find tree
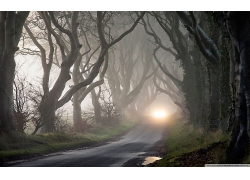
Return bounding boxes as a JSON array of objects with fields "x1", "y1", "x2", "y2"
[
  {"x1": 13, "y1": 72, "x2": 45, "y2": 135},
  {"x1": 133, "y1": 76, "x2": 160, "y2": 115},
  {"x1": 143, "y1": 12, "x2": 200, "y2": 124},
  {"x1": 175, "y1": 11, "x2": 221, "y2": 130},
  {"x1": 0, "y1": 11, "x2": 29, "y2": 133},
  {"x1": 22, "y1": 11, "x2": 145, "y2": 133},
  {"x1": 13, "y1": 73, "x2": 30, "y2": 133},
  {"x1": 224, "y1": 11, "x2": 250, "y2": 162},
  {"x1": 106, "y1": 25, "x2": 157, "y2": 115}
]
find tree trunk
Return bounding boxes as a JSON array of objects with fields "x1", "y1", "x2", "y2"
[
  {"x1": 209, "y1": 67, "x2": 220, "y2": 131},
  {"x1": 0, "y1": 11, "x2": 29, "y2": 133},
  {"x1": 227, "y1": 40, "x2": 239, "y2": 132},
  {"x1": 73, "y1": 91, "x2": 83, "y2": 132},
  {"x1": 0, "y1": 52, "x2": 15, "y2": 132},
  {"x1": 40, "y1": 98, "x2": 56, "y2": 133},
  {"x1": 225, "y1": 12, "x2": 250, "y2": 162},
  {"x1": 91, "y1": 90, "x2": 101, "y2": 124},
  {"x1": 231, "y1": 40, "x2": 250, "y2": 160}
]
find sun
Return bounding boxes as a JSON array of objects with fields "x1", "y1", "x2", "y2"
[{"x1": 153, "y1": 110, "x2": 167, "y2": 118}]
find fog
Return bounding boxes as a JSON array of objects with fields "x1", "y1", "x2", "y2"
[
  {"x1": 14, "y1": 12, "x2": 183, "y2": 134},
  {"x1": 2, "y1": 8, "x2": 249, "y2": 169}
]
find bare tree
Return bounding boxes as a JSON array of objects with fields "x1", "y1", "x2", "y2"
[
  {"x1": 22, "y1": 11, "x2": 145, "y2": 133},
  {"x1": 13, "y1": 74, "x2": 30, "y2": 133},
  {"x1": 106, "y1": 25, "x2": 157, "y2": 115},
  {"x1": 142, "y1": 12, "x2": 197, "y2": 120}
]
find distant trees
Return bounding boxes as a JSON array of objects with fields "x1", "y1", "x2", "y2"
[
  {"x1": 21, "y1": 11, "x2": 145, "y2": 133},
  {"x1": 133, "y1": 76, "x2": 160, "y2": 115},
  {"x1": 106, "y1": 25, "x2": 157, "y2": 116},
  {"x1": 142, "y1": 12, "x2": 197, "y2": 123}
]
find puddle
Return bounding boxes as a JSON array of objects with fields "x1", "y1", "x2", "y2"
[{"x1": 142, "y1": 156, "x2": 162, "y2": 166}]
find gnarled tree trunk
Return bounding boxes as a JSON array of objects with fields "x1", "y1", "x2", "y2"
[
  {"x1": 225, "y1": 11, "x2": 250, "y2": 162},
  {"x1": 0, "y1": 12, "x2": 29, "y2": 133}
]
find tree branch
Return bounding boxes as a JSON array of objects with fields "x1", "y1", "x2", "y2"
[
  {"x1": 55, "y1": 11, "x2": 144, "y2": 109},
  {"x1": 78, "y1": 79, "x2": 104, "y2": 103},
  {"x1": 153, "y1": 46, "x2": 182, "y2": 87},
  {"x1": 176, "y1": 11, "x2": 220, "y2": 65}
]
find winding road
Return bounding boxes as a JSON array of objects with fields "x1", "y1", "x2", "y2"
[{"x1": 12, "y1": 119, "x2": 164, "y2": 167}]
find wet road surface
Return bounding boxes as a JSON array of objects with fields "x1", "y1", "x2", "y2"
[{"x1": 13, "y1": 120, "x2": 164, "y2": 167}]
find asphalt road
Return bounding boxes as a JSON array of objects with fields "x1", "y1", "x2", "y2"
[{"x1": 13, "y1": 119, "x2": 164, "y2": 167}]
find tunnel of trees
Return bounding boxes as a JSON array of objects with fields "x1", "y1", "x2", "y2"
[{"x1": 0, "y1": 11, "x2": 250, "y2": 163}]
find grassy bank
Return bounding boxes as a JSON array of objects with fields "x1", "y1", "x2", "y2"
[
  {"x1": 154, "y1": 116, "x2": 250, "y2": 166},
  {"x1": 155, "y1": 119, "x2": 231, "y2": 166},
  {"x1": 0, "y1": 119, "x2": 138, "y2": 165}
]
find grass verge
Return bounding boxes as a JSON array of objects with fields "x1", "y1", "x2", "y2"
[
  {"x1": 0, "y1": 119, "x2": 138, "y2": 165},
  {"x1": 154, "y1": 119, "x2": 230, "y2": 167}
]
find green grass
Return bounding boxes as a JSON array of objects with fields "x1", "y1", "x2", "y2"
[
  {"x1": 156, "y1": 119, "x2": 228, "y2": 166},
  {"x1": 168, "y1": 121, "x2": 225, "y2": 156},
  {"x1": 0, "y1": 119, "x2": 138, "y2": 164}
]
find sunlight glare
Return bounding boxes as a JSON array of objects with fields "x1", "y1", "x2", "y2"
[{"x1": 153, "y1": 110, "x2": 167, "y2": 118}]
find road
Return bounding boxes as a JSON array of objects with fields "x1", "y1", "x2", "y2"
[{"x1": 12, "y1": 119, "x2": 164, "y2": 167}]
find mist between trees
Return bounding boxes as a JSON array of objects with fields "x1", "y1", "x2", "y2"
[{"x1": 0, "y1": 11, "x2": 250, "y2": 163}]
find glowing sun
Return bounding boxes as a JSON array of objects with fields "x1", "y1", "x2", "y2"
[{"x1": 153, "y1": 111, "x2": 167, "y2": 118}]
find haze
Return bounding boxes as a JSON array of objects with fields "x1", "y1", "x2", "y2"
[{"x1": 0, "y1": 10, "x2": 250, "y2": 172}]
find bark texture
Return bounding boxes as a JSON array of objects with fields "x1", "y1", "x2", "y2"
[
  {"x1": 0, "y1": 12, "x2": 29, "y2": 132},
  {"x1": 225, "y1": 12, "x2": 250, "y2": 161}
]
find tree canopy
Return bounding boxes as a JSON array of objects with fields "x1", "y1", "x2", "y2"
[{"x1": 0, "y1": 11, "x2": 249, "y2": 163}]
